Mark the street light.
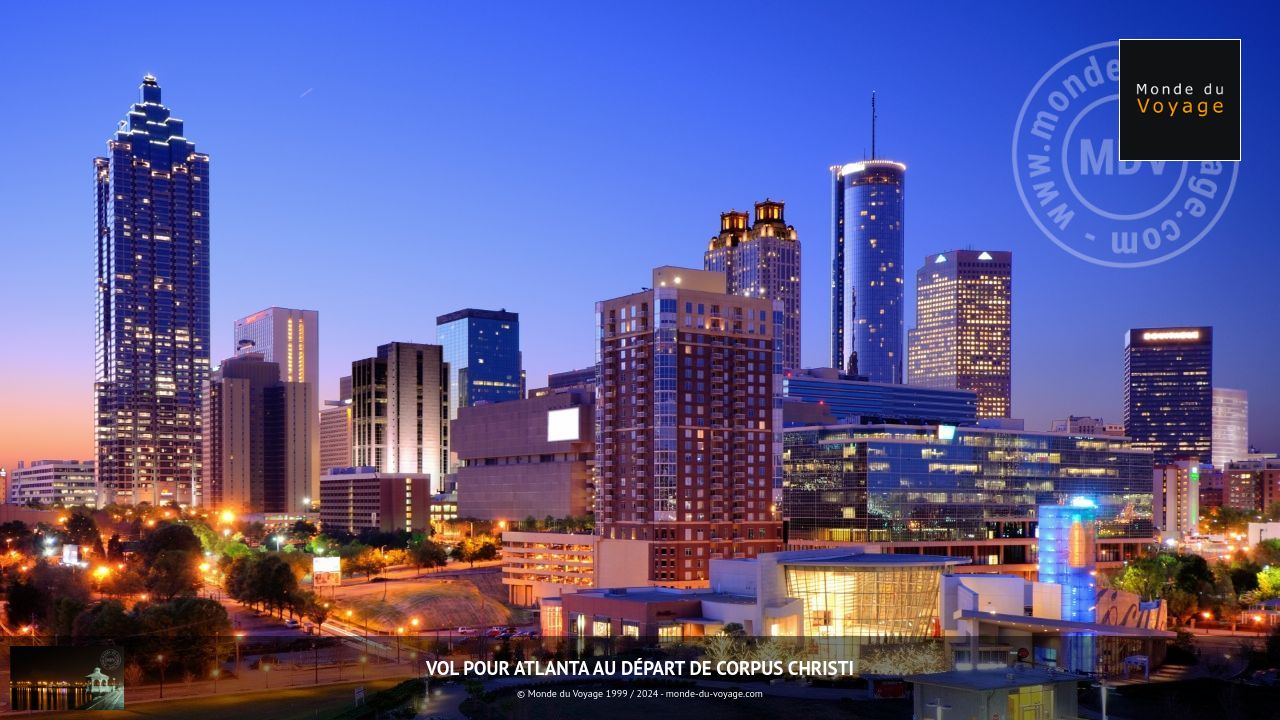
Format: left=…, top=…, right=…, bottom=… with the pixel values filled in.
left=397, top=626, right=405, bottom=664
left=157, top=654, right=166, bottom=699
left=234, top=632, right=245, bottom=677
left=273, top=535, right=285, bottom=552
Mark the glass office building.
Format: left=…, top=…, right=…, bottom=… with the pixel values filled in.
left=832, top=161, right=906, bottom=383
left=436, top=308, right=522, bottom=422
left=782, top=424, right=1154, bottom=544
left=94, top=76, right=210, bottom=506
left=1123, top=327, right=1213, bottom=464
left=783, top=368, right=976, bottom=427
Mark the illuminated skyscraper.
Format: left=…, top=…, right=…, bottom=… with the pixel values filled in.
left=202, top=353, right=314, bottom=512
left=94, top=76, right=209, bottom=506
left=436, top=310, right=521, bottom=410
left=906, top=250, right=1013, bottom=418
left=1124, top=327, right=1213, bottom=464
left=704, top=200, right=802, bottom=370
left=233, top=307, right=320, bottom=501
left=595, top=267, right=783, bottom=584
left=1212, top=387, right=1248, bottom=468
left=351, top=342, right=448, bottom=489
left=830, top=94, right=905, bottom=382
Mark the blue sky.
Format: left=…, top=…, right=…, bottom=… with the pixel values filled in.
left=0, top=1, right=1275, bottom=469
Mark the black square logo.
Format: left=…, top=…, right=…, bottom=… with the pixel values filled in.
left=1119, top=39, right=1240, bottom=161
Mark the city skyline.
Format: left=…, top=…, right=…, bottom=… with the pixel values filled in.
left=2, top=2, right=1278, bottom=474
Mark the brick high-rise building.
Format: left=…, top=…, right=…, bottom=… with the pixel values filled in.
left=704, top=200, right=801, bottom=371
left=594, top=266, right=783, bottom=585
left=906, top=250, right=1013, bottom=418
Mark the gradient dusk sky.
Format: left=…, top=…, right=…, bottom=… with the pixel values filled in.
left=1, top=2, right=1276, bottom=473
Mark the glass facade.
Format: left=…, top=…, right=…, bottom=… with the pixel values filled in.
left=838, top=161, right=905, bottom=383
left=783, top=370, right=977, bottom=427
left=95, top=76, right=209, bottom=506
left=782, top=424, right=1154, bottom=543
left=784, top=562, right=946, bottom=638
left=436, top=308, right=522, bottom=421
left=1124, top=327, right=1212, bottom=464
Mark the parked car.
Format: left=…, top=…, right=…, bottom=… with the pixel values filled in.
left=457, top=627, right=477, bottom=636
left=284, top=618, right=300, bottom=629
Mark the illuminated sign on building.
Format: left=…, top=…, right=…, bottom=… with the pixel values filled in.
left=547, top=407, right=580, bottom=442
left=1141, top=330, right=1201, bottom=342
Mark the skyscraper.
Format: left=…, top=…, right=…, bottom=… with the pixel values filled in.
left=906, top=250, right=1013, bottom=418
left=1212, top=387, right=1248, bottom=468
left=234, top=307, right=318, bottom=386
left=95, top=76, right=209, bottom=506
left=233, top=307, right=320, bottom=500
left=202, top=353, right=314, bottom=512
left=351, top=342, right=448, bottom=489
left=830, top=94, right=905, bottom=382
left=704, top=200, right=802, bottom=370
left=435, top=309, right=522, bottom=417
left=319, top=375, right=352, bottom=476
left=595, top=267, right=783, bottom=585
left=1124, top=327, right=1213, bottom=464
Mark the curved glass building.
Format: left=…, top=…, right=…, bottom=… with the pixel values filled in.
left=834, top=160, right=905, bottom=383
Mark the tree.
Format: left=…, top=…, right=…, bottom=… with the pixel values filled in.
left=1258, top=566, right=1280, bottom=600
left=139, top=523, right=202, bottom=566
left=453, top=536, right=499, bottom=568
left=290, top=519, right=318, bottom=540
left=146, top=549, right=201, bottom=601
left=721, top=622, right=748, bottom=638
left=301, top=592, right=330, bottom=633
left=65, top=512, right=101, bottom=549
left=346, top=548, right=388, bottom=579
left=410, top=539, right=449, bottom=576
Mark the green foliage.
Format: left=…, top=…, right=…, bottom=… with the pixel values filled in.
left=452, top=536, right=500, bottom=567
left=410, top=539, right=449, bottom=573
left=145, top=549, right=202, bottom=600
left=139, top=523, right=202, bottom=565
left=1257, top=566, right=1280, bottom=599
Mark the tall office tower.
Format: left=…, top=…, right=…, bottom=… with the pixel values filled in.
left=233, top=307, right=320, bottom=499
left=704, top=201, right=802, bottom=370
left=595, top=266, right=783, bottom=585
left=1124, top=327, right=1213, bottom=464
left=94, top=76, right=209, bottom=507
left=234, top=308, right=318, bottom=383
left=1212, top=387, right=1248, bottom=468
left=351, top=343, right=448, bottom=489
left=830, top=95, right=905, bottom=382
left=436, top=309, right=522, bottom=418
left=319, top=375, right=352, bottom=476
left=906, top=250, right=1013, bottom=418
left=202, top=353, right=314, bottom=513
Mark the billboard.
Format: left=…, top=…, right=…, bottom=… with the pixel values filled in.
left=547, top=406, right=580, bottom=442
left=313, top=556, right=341, bottom=587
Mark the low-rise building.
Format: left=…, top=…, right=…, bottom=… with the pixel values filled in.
left=501, top=530, right=650, bottom=607
left=453, top=390, right=594, bottom=521
left=318, top=467, right=431, bottom=534
left=7, top=460, right=96, bottom=507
